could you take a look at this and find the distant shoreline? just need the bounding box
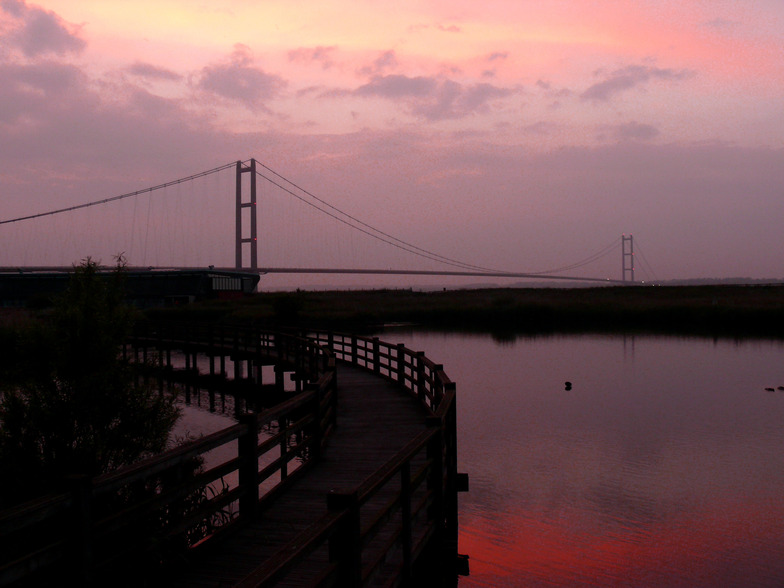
[140,284,784,339]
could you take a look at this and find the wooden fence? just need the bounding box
[235,330,462,587]
[0,326,336,586]
[0,326,463,587]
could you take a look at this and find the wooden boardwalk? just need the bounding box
[160,363,431,587]
[1,328,459,588]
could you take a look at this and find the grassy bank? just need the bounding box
[141,284,784,338]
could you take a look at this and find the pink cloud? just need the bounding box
[355,75,515,120]
[126,61,181,81]
[197,45,287,109]
[581,65,696,101]
[287,45,337,70]
[1,0,86,57]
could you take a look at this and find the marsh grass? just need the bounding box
[143,285,784,338]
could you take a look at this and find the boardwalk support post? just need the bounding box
[396,343,406,384]
[401,461,413,582]
[372,337,380,374]
[239,414,259,521]
[416,352,426,402]
[426,416,445,562]
[327,489,362,587]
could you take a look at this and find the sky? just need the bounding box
[1,0,783,287]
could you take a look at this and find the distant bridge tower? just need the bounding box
[622,234,634,282]
[235,159,258,270]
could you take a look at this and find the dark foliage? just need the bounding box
[0,258,180,506]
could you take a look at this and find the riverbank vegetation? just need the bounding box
[140,284,784,339]
[0,259,180,507]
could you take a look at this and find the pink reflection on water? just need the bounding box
[378,330,784,586]
[460,496,784,586]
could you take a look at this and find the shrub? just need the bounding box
[0,258,180,506]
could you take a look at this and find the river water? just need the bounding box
[376,330,784,587]
[177,331,784,586]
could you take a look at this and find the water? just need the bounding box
[376,330,784,587]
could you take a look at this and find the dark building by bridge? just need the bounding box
[0,269,260,308]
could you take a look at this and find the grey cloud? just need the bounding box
[288,46,337,69]
[1,0,23,16]
[198,45,286,108]
[127,62,182,81]
[0,61,221,177]
[537,79,574,100]
[608,122,660,142]
[126,88,185,120]
[455,83,513,114]
[355,75,437,98]
[355,75,515,120]
[1,0,86,57]
[488,52,509,62]
[357,50,398,77]
[523,121,558,135]
[581,65,695,101]
[0,61,87,124]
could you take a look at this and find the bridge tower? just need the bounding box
[621,234,634,282]
[235,159,258,270]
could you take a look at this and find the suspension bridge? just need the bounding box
[0,158,657,288]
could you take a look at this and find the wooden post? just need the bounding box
[372,337,380,374]
[432,365,444,408]
[238,414,259,521]
[427,416,444,565]
[233,328,240,379]
[397,343,406,384]
[444,385,459,552]
[327,490,362,588]
[351,335,358,365]
[416,352,426,403]
[401,461,412,582]
[311,386,322,460]
[280,417,288,480]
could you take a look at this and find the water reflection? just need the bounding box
[379,330,784,587]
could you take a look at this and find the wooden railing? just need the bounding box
[235,330,461,587]
[0,327,462,587]
[0,326,336,587]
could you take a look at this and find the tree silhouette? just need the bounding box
[0,258,180,505]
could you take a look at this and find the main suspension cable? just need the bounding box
[253,166,504,273]
[0,161,237,226]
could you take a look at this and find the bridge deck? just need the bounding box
[160,363,430,587]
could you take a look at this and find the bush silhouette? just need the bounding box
[0,258,180,506]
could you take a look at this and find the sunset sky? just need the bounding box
[1,1,783,286]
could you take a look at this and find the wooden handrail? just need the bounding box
[2,326,459,587]
[0,325,337,586]
[234,330,461,587]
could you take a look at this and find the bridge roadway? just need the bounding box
[160,363,432,587]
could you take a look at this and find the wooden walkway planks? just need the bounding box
[159,364,430,587]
